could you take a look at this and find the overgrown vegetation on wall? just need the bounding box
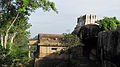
[60,33,81,48]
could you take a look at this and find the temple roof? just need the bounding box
[38,34,64,38]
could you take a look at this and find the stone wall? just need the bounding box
[33,34,68,67]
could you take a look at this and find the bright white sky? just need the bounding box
[28,0,120,38]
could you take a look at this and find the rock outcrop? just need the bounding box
[73,24,100,58]
[97,27,120,67]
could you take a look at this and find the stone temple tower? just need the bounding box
[72,14,97,34]
[77,14,97,27]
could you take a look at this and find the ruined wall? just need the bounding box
[34,34,68,67]
[37,34,66,59]
[39,46,66,59]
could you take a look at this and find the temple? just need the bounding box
[29,34,68,67]
[77,14,97,27]
[29,14,99,67]
[73,14,98,34]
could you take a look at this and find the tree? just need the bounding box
[97,17,120,31]
[0,0,57,49]
[60,33,80,48]
[9,14,31,48]
[0,0,57,66]
[59,33,81,67]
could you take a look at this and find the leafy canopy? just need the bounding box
[0,0,57,66]
[97,17,120,31]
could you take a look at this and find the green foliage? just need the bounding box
[0,0,57,47]
[30,45,37,53]
[29,36,38,53]
[60,33,80,47]
[16,0,58,13]
[98,17,120,31]
[11,57,33,67]
[59,33,81,56]
[0,0,57,36]
[0,0,57,66]
[0,43,32,66]
[0,47,12,66]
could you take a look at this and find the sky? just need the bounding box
[28,0,120,38]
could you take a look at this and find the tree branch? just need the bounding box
[4,12,19,49]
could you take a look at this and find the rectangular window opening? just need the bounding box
[51,48,57,50]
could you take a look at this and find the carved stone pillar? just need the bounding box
[28,45,31,58]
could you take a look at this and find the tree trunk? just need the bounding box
[4,34,8,49]
[10,33,16,43]
[0,34,3,48]
[4,13,19,49]
[9,33,16,49]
